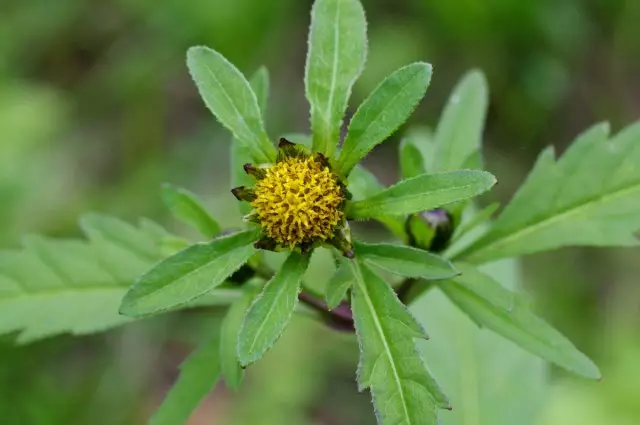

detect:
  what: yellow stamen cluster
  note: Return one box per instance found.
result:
[251,156,344,247]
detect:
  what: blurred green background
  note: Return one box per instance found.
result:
[1,0,639,424]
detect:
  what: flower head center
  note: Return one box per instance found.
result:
[250,156,344,247]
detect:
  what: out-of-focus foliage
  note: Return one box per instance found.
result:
[1,0,639,423]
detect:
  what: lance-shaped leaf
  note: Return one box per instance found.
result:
[187,46,275,163]
[305,0,367,157]
[325,260,353,309]
[237,251,310,366]
[0,215,179,343]
[231,67,271,215]
[439,264,600,379]
[338,62,432,176]
[399,136,427,179]
[150,333,221,425]
[350,260,450,425]
[220,288,257,390]
[161,183,220,238]
[430,70,488,172]
[355,240,458,280]
[461,122,640,263]
[347,170,496,219]
[120,229,260,317]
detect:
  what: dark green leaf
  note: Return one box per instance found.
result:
[347,170,496,219]
[338,63,432,175]
[161,183,220,238]
[355,240,458,280]
[350,260,450,425]
[149,334,221,425]
[399,137,427,179]
[187,46,275,163]
[120,229,259,317]
[237,251,310,366]
[440,265,601,379]
[305,0,367,157]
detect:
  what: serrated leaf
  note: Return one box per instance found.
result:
[325,261,353,309]
[187,46,275,163]
[349,260,450,425]
[399,136,427,179]
[161,183,220,238]
[355,240,458,280]
[237,251,310,366]
[439,265,600,379]
[149,333,221,425]
[220,288,257,390]
[305,0,367,157]
[462,122,640,263]
[338,62,432,176]
[415,259,548,425]
[431,70,488,172]
[120,229,259,317]
[0,215,175,343]
[347,170,496,219]
[231,68,271,215]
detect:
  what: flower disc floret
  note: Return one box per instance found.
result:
[250,156,344,247]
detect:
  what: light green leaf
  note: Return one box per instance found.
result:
[347,170,496,219]
[220,288,257,391]
[439,265,601,379]
[161,183,220,238]
[325,261,353,309]
[0,215,177,343]
[120,229,259,317]
[305,0,367,157]
[237,251,310,366]
[187,46,275,163]
[431,70,488,172]
[450,201,499,244]
[149,333,221,425]
[462,122,640,263]
[338,62,432,176]
[355,240,458,280]
[414,259,548,425]
[231,67,271,215]
[349,260,450,425]
[399,137,427,179]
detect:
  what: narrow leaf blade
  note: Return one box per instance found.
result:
[187,46,275,163]
[338,62,432,175]
[325,261,353,309]
[220,289,257,390]
[399,136,427,179]
[440,265,601,379]
[149,334,221,425]
[350,260,450,425]
[431,70,488,172]
[161,183,220,238]
[355,240,458,280]
[348,170,496,218]
[120,229,259,317]
[237,251,310,366]
[305,0,367,157]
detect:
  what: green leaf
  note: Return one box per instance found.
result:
[231,67,271,215]
[237,251,310,366]
[0,215,176,343]
[325,261,353,309]
[399,136,427,179]
[149,333,221,425]
[355,240,458,280]
[349,260,450,425]
[187,46,275,163]
[414,259,548,425]
[461,122,640,263]
[450,201,499,244]
[347,170,496,219]
[220,288,257,390]
[430,70,488,172]
[120,229,259,317]
[338,62,432,176]
[161,183,220,238]
[305,0,367,157]
[439,265,601,379]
